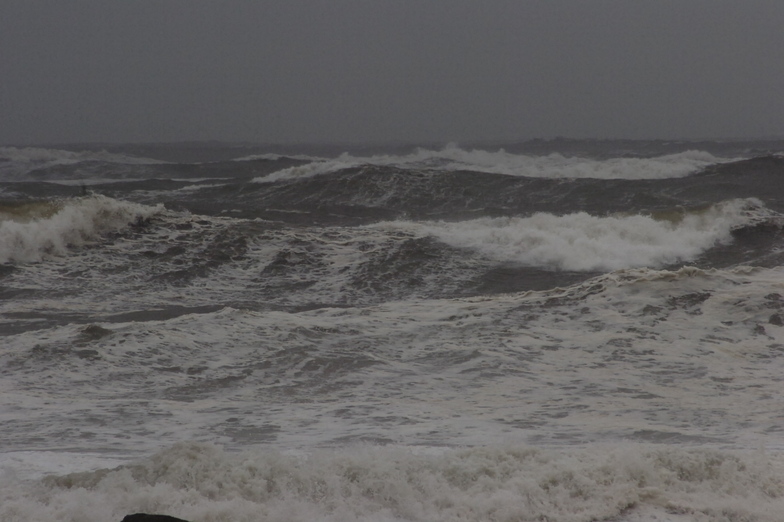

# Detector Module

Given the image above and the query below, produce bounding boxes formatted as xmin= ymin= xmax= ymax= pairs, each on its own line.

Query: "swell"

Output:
xmin=0 ymin=145 xmax=309 ymax=182
xmin=5 ymin=151 xmax=783 ymax=227
xmin=176 ymin=155 xmax=784 ymax=225
xmin=22 ymin=156 xmax=310 ymax=182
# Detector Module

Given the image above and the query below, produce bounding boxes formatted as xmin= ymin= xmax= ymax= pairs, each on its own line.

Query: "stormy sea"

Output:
xmin=2 ymin=139 xmax=784 ymax=522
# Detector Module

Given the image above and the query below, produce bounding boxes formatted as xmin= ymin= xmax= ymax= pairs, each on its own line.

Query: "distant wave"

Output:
xmin=252 ymin=145 xmax=732 ymax=183
xmin=0 ymin=146 xmax=166 ymax=165
xmin=376 ymin=198 xmax=779 ymax=272
xmin=0 ymin=147 xmax=166 ymax=180
xmin=231 ymin=152 xmax=317 ymax=162
xmin=0 ymin=195 xmax=164 ymax=263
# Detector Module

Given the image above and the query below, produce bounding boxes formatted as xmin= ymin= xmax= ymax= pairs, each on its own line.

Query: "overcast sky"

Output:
xmin=2 ymin=1 xmax=782 ymax=145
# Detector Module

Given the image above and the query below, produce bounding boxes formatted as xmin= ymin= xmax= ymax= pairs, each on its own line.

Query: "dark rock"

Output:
xmin=122 ymin=515 xmax=191 ymax=522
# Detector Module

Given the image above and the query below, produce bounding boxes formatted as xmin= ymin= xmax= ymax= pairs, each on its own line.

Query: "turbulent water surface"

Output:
xmin=2 ymin=140 xmax=784 ymax=522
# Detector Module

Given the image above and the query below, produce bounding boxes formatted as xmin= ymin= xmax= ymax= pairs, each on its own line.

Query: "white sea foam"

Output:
xmin=252 ymin=145 xmax=730 ymax=183
xmin=4 ymin=264 xmax=784 ymax=455
xmin=0 ymin=195 xmax=164 ymax=263
xmin=4 ymin=263 xmax=784 ymax=519
xmin=377 ymin=198 xmax=774 ymax=271
xmin=2 ymin=442 xmax=784 ymax=522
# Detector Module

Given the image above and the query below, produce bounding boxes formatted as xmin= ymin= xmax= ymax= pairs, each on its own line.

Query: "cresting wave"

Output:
xmin=0 ymin=195 xmax=164 ymax=263
xmin=376 ymin=198 xmax=781 ymax=271
xmin=3 ymin=442 xmax=784 ymax=522
xmin=252 ymin=146 xmax=729 ymax=183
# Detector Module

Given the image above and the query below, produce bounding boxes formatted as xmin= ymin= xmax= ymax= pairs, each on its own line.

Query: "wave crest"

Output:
xmin=0 ymin=195 xmax=164 ymax=263
xmin=377 ymin=198 xmax=779 ymax=272
xmin=252 ymin=146 xmax=730 ymax=183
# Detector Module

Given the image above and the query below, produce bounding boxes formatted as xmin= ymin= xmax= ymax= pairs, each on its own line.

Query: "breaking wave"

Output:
xmin=377 ymin=198 xmax=779 ymax=271
xmin=0 ymin=195 xmax=164 ymax=263
xmin=5 ymin=442 xmax=784 ymax=522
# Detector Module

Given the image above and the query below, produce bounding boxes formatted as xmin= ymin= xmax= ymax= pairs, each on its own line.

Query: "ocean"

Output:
xmin=2 ymin=139 xmax=784 ymax=522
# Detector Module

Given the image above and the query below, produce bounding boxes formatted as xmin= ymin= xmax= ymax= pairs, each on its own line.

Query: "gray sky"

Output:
xmin=2 ymin=1 xmax=783 ymax=145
